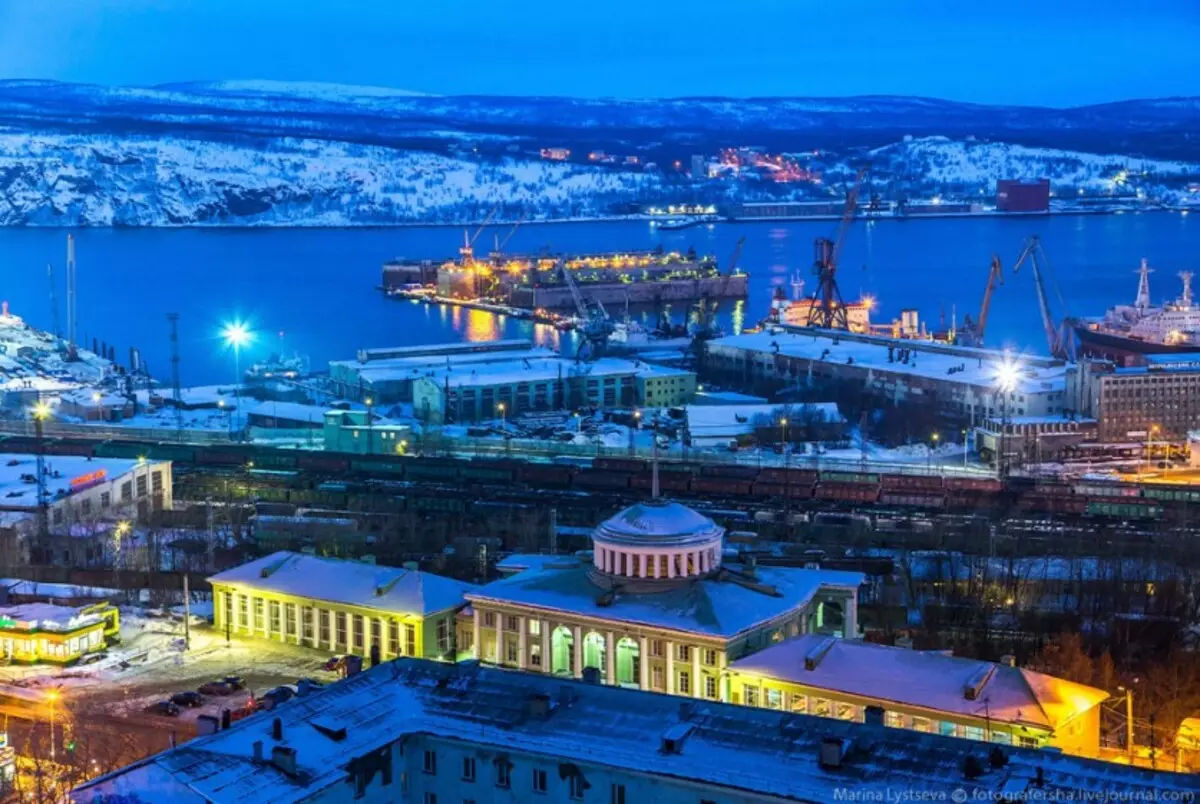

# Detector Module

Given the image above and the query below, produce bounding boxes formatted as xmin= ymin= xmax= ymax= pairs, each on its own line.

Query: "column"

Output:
xmin=652 ymin=553 xmax=660 ymax=579
xmin=495 ymin=614 xmax=504 ymax=665
xmin=473 ymin=608 xmax=482 ymax=661
xmin=845 ymin=595 xmax=858 ymax=640
xmin=667 ymin=553 xmax=676 ymax=579
xmin=572 ymin=625 xmax=583 ymax=679
xmin=718 ymin=651 xmax=729 ymax=703
xmin=692 ymin=645 xmax=702 ymax=699
xmin=518 ymin=616 xmax=528 ymax=670
xmin=638 ymin=636 xmax=649 ymax=689
xmin=665 ymin=640 xmax=675 ymax=694
xmin=605 ymin=632 xmax=616 ymax=684
xmin=540 ymin=619 xmax=550 ymax=674
xmin=638 ymin=553 xmax=647 ymax=579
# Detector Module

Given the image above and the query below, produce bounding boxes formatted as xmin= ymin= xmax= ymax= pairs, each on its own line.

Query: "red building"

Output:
xmin=996 ymin=179 xmax=1050 ymax=212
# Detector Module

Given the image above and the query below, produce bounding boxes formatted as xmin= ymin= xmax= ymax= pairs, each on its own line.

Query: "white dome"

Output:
xmin=592 ymin=500 xmax=724 ymax=581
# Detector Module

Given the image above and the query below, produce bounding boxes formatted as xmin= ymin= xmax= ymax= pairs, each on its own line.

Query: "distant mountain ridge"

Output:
xmin=0 ymin=80 xmax=1196 ymax=226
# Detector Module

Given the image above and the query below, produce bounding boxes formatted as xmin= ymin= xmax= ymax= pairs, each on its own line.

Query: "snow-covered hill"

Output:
xmin=0 ymin=132 xmax=661 ymax=226
xmin=0 ymin=80 xmax=1197 ymax=226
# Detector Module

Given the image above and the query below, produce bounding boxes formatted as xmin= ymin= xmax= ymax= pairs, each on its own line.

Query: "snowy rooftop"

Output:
xmin=468 ymin=562 xmax=863 ymax=638
xmin=496 ymin=553 xmax=584 ymax=574
xmin=594 ymin=500 xmax=723 ymax=547
xmin=730 ymin=637 xmax=1109 ymax=732
xmin=0 ymin=578 xmax=118 ymax=600
xmin=0 ymin=454 xmax=147 ymax=508
xmin=331 ymin=347 xmax=555 ymax=382
xmin=245 ymin=400 xmax=338 ymax=424
xmin=0 ymin=601 xmax=104 ymax=630
xmin=74 ymin=659 xmax=1196 ymax=804
xmin=686 ymin=402 xmax=842 ymax=440
xmin=208 ymin=551 xmax=477 ymax=616
xmin=710 ymin=331 xmax=1067 ymax=394
xmin=418 ymin=356 xmax=690 ymax=390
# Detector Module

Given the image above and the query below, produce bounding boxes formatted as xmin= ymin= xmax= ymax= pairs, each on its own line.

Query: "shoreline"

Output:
xmin=0 ymin=207 xmax=1191 ymax=231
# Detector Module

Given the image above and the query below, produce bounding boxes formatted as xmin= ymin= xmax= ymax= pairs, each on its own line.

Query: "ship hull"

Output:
xmin=1074 ymin=323 xmax=1199 ymax=363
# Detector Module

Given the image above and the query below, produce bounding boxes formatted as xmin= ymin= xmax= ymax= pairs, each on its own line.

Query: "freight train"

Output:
xmin=0 ymin=435 xmax=1184 ymax=522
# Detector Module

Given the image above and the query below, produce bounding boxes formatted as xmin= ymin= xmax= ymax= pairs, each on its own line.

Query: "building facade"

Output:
xmin=0 ymin=602 xmax=119 ymax=664
xmin=726 ymin=635 xmax=1109 ymax=758
xmin=209 ymin=552 xmax=476 ymax=663
xmin=1068 ymin=355 xmax=1200 ymax=442
xmin=464 ymin=499 xmax=864 ymax=702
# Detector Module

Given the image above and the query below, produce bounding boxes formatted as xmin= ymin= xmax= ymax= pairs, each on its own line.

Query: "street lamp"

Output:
xmin=364 ymin=397 xmax=374 ymax=455
xmin=91 ymin=391 xmax=102 ymax=422
xmin=993 ymin=357 xmax=1021 ymax=477
xmin=631 ymin=410 xmax=641 ymax=454
xmin=497 ymin=402 xmax=506 ymax=430
xmin=46 ymin=689 xmax=59 ymax=764
xmin=929 ymin=431 xmax=940 ymax=472
xmin=221 ymin=322 xmax=253 ymax=439
xmin=779 ymin=417 xmax=789 ymax=451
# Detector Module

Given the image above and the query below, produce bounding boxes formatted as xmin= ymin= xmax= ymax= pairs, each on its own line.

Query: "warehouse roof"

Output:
xmin=729 ymin=636 xmax=1109 ymax=732
xmin=74 ymin=659 xmax=1197 ymax=804
xmin=0 ymin=454 xmax=149 ymax=509
xmin=208 ymin=551 xmax=476 ymax=616
xmin=468 ymin=562 xmax=863 ymax=638
xmin=416 ymin=356 xmax=691 ymax=390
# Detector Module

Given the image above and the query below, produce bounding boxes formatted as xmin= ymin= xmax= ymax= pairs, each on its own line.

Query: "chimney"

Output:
xmin=272 ymin=717 xmax=283 ymax=741
xmin=863 ymin=705 xmax=884 ymax=727
xmin=271 ymin=746 xmax=299 ymax=777
xmin=818 ymin=737 xmax=850 ymax=769
xmin=253 ymin=740 xmax=264 ymax=763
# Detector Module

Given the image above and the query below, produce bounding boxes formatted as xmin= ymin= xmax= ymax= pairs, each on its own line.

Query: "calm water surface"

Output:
xmin=0 ymin=212 xmax=1195 ymax=385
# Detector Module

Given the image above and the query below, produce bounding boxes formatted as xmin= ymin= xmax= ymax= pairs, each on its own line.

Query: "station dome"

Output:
xmin=591 ymin=499 xmax=724 ymax=581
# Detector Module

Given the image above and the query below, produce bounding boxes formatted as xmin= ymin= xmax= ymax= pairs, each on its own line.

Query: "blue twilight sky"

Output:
xmin=0 ymin=0 xmax=1197 ymax=105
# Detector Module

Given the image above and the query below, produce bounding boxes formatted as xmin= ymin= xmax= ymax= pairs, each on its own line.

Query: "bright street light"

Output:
xmin=993 ymin=358 xmax=1021 ymax=394
xmin=221 ymin=322 xmax=252 ymax=349
xmin=31 ymin=402 xmax=51 ymax=421
xmin=115 ymin=520 xmax=131 ymax=537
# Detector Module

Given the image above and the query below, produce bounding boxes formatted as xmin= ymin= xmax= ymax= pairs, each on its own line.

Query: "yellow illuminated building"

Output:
xmin=0 ymin=602 xmax=119 ymax=664
xmin=727 ymin=636 xmax=1109 ymax=757
xmin=209 ymin=552 xmax=477 ymax=662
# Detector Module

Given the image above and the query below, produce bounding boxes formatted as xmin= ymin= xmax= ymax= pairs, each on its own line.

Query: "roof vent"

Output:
xmin=375 ymin=572 xmax=405 ymax=597
xmin=660 ymin=723 xmax=694 ymax=754
xmin=805 ymin=637 xmax=836 ymax=671
xmin=259 ymin=555 xmax=291 ymax=579
xmin=819 ymin=737 xmax=850 ymax=769
xmin=271 ymin=745 xmax=299 ymax=778
xmin=527 ymin=693 xmax=553 ymax=719
xmin=252 ymin=740 xmax=264 ymax=763
xmin=964 ymin=665 xmax=996 ymax=701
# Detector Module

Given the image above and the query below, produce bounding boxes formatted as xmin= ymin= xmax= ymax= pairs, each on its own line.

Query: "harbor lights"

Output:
xmin=221 ymin=322 xmax=253 ymax=439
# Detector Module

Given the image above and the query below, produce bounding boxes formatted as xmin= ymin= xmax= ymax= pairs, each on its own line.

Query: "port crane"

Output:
xmin=807 ymin=165 xmax=868 ymax=329
xmin=728 ymin=236 xmax=746 ymax=275
xmin=958 ymin=254 xmax=1004 ymax=347
xmin=561 ymin=264 xmax=614 ymax=361
xmin=1013 ymin=235 xmax=1074 ymax=360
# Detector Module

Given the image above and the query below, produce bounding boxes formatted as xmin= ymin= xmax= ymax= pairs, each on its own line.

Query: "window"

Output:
xmin=990 ymin=731 xmax=1012 ymax=745
xmin=506 ymin=639 xmax=519 ymax=664
xmin=910 ymin=715 xmax=931 ymax=732
xmin=495 ymin=761 xmax=511 ymax=789
xmin=836 ymin=702 xmax=859 ymax=722
xmin=437 ymin=618 xmax=450 ymax=653
xmin=462 ymin=756 xmax=476 ymax=782
xmin=814 ymin=698 xmax=832 ymax=717
xmin=285 ymin=604 xmax=297 ymax=638
xmin=964 ymin=726 xmax=986 ymax=742
xmin=406 ymin=623 xmax=417 ymax=656
xmin=677 ymin=644 xmax=690 ymax=662
xmin=336 ymin=612 xmax=348 ymax=648
xmin=651 ymin=666 xmax=664 ymax=690
xmin=569 ymin=775 xmax=585 ymax=800
xmin=237 ymin=595 xmax=248 ymax=628
xmin=532 ymin=768 xmax=547 ymax=793
xmin=791 ymin=693 xmax=808 ymax=714
xmin=253 ymin=599 xmax=264 ymax=632
xmin=80 ymin=498 xmax=91 ymax=516
xmin=53 ymin=508 xmax=63 ymax=525
xmin=1018 ymin=736 xmax=1038 ymax=748
xmin=938 ymin=721 xmax=959 ymax=738
xmin=423 ymin=750 xmax=437 ymax=775
xmin=301 ymin=607 xmax=314 ymax=641
xmin=611 ymin=783 xmax=626 ymax=804
xmin=268 ymin=601 xmax=280 ymax=634
xmin=531 ymin=644 xmax=542 ymax=667
xmin=528 ymin=619 xmax=541 ymax=636
xmin=389 ymin=620 xmax=400 ymax=655
xmin=705 ymin=675 xmax=717 ymax=699
xmin=505 ymin=615 xmax=519 ymax=631
xmin=319 ymin=609 xmax=330 ymax=645
xmin=766 ymin=689 xmax=783 ymax=710
xmin=100 ymin=491 xmax=111 ymax=508
xmin=678 ymin=671 xmax=690 ymax=695
xmin=353 ymin=615 xmax=364 ymax=651
xmin=151 ymin=470 xmax=163 ymax=492
xmin=649 ymin=640 xmax=663 ymax=657
xmin=136 ymin=474 xmax=148 ymax=497
xmin=744 ymin=686 xmax=758 ymax=707
xmin=703 ymin=649 xmax=717 ymax=666
xmin=483 ymin=612 xmax=496 ymax=628
xmin=121 ymin=481 xmax=132 ymax=502
xmin=371 ymin=618 xmax=381 ymax=650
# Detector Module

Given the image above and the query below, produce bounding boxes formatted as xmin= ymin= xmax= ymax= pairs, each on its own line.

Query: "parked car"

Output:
xmin=145 ymin=700 xmax=181 ymax=717
xmin=170 ymin=691 xmax=204 ymax=708
xmin=223 ymin=676 xmax=246 ymax=691
xmin=296 ymin=677 xmax=325 ymax=691
xmin=198 ymin=681 xmax=235 ymax=696
xmin=260 ymin=686 xmax=295 ymax=708
xmin=321 ymin=656 xmax=345 ymax=672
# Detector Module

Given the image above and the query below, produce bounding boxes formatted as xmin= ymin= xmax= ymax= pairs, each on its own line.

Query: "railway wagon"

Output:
xmin=690 ymin=476 xmax=753 ymax=496
xmin=405 ymin=460 xmax=463 ymax=482
xmin=698 ymin=464 xmax=760 ymax=480
xmin=757 ymin=467 xmax=819 ymax=485
xmin=813 ymin=482 xmax=881 ymax=504
xmin=516 ymin=464 xmax=576 ymax=487
xmin=350 ymin=459 xmax=407 ymax=476
xmin=630 ymin=471 xmax=690 ymax=493
xmin=1085 ymin=499 xmax=1162 ymax=519
xmin=1016 ymin=493 xmax=1086 ymax=516
xmin=42 ymin=439 xmax=100 ymax=457
xmin=880 ymin=474 xmax=944 ymax=493
xmin=572 ymin=470 xmax=634 ymax=490
xmin=944 ymin=477 xmax=1003 ymax=493
xmin=820 ymin=471 xmax=881 ymax=485
xmin=296 ymin=453 xmax=351 ymax=473
xmin=880 ymin=492 xmax=946 ymax=509
xmin=750 ymin=481 xmax=815 ymax=499
xmin=593 ymin=457 xmax=648 ymax=473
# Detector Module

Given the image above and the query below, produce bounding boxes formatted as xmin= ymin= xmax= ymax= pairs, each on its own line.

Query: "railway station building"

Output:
xmin=462 ymin=498 xmax=864 ymax=699
xmin=208 ymin=551 xmax=477 ymax=662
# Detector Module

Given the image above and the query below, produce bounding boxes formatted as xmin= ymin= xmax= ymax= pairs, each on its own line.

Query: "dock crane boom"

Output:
xmin=561 ymin=263 xmax=614 ymax=361
xmin=976 ymin=253 xmax=1004 ymax=343
xmin=727 ymin=236 xmax=746 ymax=274
xmin=1013 ymin=235 xmax=1072 ymax=359
xmin=807 ymin=165 xmax=868 ymax=330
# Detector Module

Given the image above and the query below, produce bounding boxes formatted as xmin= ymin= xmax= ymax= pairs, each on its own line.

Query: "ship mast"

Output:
xmin=1180 ymin=271 xmax=1194 ymax=308
xmin=1135 ymin=258 xmax=1153 ymax=312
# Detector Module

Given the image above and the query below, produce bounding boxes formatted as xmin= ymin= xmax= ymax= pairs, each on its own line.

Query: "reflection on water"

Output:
xmin=731 ymin=299 xmax=745 ymax=335
xmin=465 ymin=308 xmax=500 ymax=342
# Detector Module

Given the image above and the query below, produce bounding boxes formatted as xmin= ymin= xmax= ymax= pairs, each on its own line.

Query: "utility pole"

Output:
xmin=183 ymin=573 xmax=191 ymax=651
xmin=168 ymin=314 xmax=184 ymax=434
xmin=1125 ymin=687 xmax=1134 ymax=762
xmin=66 ymin=234 xmax=77 ymax=360
xmin=33 ymin=405 xmax=49 ymax=548
xmin=46 ymin=263 xmax=61 ymax=341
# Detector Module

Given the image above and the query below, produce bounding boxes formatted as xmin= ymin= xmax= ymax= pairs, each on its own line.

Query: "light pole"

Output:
xmin=929 ymin=431 xmax=940 ymax=473
xmin=365 ymin=396 xmax=374 ymax=455
xmin=221 ymin=322 xmax=253 ymax=440
xmin=993 ymin=358 xmax=1020 ymax=478
xmin=779 ymin=417 xmax=789 ymax=466
xmin=962 ymin=428 xmax=969 ymax=469
xmin=91 ymin=391 xmax=102 ymax=422
xmin=47 ymin=689 xmax=59 ymax=765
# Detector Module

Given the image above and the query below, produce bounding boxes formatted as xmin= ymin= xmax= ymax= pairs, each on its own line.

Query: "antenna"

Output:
xmin=66 ymin=234 xmax=77 ymax=359
xmin=168 ymin=313 xmax=183 ymax=432
xmin=651 ymin=424 xmax=660 ymax=499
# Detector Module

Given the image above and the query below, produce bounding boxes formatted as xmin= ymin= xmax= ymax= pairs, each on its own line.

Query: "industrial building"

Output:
xmin=412 ymin=356 xmax=696 ymax=424
xmin=996 ymin=179 xmax=1051 ymax=213
xmin=329 ymin=340 xmax=550 ymax=403
xmin=727 ymin=636 xmax=1109 ymax=757
xmin=322 ymin=409 xmax=414 ymax=455
xmin=463 ymin=498 xmax=864 ymax=699
xmin=75 ymin=658 xmax=1196 ymax=803
xmin=1067 ymin=354 xmax=1200 ymax=442
xmin=705 ymin=329 xmax=1070 ymax=430
xmin=208 ymin=551 xmax=477 ymax=662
